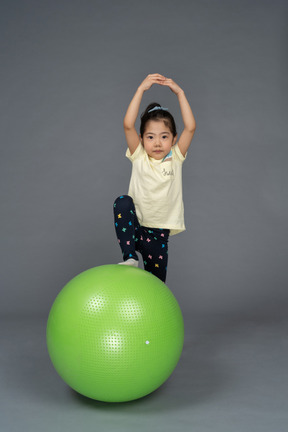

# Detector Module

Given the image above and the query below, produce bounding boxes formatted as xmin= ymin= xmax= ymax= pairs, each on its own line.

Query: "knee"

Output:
xmin=113 ymin=195 xmax=134 ymax=212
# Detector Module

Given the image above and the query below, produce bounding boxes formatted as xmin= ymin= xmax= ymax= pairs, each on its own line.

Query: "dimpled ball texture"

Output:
xmin=46 ymin=265 xmax=184 ymax=403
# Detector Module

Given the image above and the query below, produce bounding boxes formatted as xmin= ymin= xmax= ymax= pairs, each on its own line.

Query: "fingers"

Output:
xmin=147 ymin=73 xmax=166 ymax=81
xmin=158 ymin=79 xmax=173 ymax=86
xmin=147 ymin=76 xmax=166 ymax=86
xmin=146 ymin=73 xmax=174 ymax=81
xmin=141 ymin=74 xmax=176 ymax=91
xmin=148 ymin=73 xmax=166 ymax=77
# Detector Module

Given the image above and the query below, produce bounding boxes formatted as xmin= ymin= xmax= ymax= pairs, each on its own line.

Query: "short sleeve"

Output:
xmin=173 ymin=143 xmax=187 ymax=162
xmin=125 ymin=142 xmax=145 ymax=162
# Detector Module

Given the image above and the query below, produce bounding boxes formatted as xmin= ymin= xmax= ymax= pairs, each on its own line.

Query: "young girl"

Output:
xmin=113 ymin=73 xmax=196 ymax=283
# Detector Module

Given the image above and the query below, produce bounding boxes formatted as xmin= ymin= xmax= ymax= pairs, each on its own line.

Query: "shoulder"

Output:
xmin=172 ymin=143 xmax=187 ymax=162
xmin=126 ymin=142 xmax=146 ymax=162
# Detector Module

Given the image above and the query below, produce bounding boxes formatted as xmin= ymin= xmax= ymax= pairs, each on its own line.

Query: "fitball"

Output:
xmin=46 ymin=265 xmax=184 ymax=402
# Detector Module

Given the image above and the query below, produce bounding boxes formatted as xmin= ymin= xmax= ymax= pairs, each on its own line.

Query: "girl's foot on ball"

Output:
xmin=118 ymin=258 xmax=139 ymax=267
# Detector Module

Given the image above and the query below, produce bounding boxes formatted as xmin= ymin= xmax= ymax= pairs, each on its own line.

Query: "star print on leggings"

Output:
xmin=113 ymin=195 xmax=169 ymax=283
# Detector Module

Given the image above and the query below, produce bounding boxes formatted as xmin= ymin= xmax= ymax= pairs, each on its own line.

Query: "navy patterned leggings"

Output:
xmin=113 ymin=195 xmax=170 ymax=282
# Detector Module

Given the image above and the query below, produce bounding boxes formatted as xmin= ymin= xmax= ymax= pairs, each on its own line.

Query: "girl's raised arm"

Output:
xmin=123 ymin=74 xmax=166 ymax=155
xmin=161 ymin=78 xmax=196 ymax=157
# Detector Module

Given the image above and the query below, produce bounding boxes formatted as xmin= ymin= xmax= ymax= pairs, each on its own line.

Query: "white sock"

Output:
xmin=118 ymin=258 xmax=139 ymax=267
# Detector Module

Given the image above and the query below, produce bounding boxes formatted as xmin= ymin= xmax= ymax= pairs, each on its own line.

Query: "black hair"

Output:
xmin=140 ymin=103 xmax=177 ymax=138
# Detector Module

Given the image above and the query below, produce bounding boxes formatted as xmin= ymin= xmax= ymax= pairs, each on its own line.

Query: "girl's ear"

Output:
xmin=139 ymin=134 xmax=143 ymax=144
xmin=173 ymin=134 xmax=178 ymax=145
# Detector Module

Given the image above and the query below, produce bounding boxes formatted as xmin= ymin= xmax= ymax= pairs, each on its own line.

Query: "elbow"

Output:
xmin=123 ymin=120 xmax=134 ymax=131
xmin=186 ymin=124 xmax=196 ymax=134
xmin=190 ymin=122 xmax=197 ymax=133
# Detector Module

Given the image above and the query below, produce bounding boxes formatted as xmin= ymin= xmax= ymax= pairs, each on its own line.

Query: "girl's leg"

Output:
xmin=138 ymin=227 xmax=170 ymax=283
xmin=113 ymin=195 xmax=140 ymax=262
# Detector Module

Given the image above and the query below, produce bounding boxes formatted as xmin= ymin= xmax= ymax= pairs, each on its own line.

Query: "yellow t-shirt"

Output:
xmin=126 ymin=142 xmax=187 ymax=236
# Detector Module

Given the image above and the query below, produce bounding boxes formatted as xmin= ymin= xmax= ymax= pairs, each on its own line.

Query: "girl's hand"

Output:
xmin=161 ymin=77 xmax=184 ymax=95
xmin=138 ymin=74 xmax=166 ymax=92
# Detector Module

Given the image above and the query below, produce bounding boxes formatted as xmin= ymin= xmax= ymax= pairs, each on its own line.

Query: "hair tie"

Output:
xmin=148 ymin=106 xmax=169 ymax=113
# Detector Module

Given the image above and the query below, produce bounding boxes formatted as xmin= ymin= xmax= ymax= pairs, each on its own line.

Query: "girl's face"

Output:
xmin=140 ymin=120 xmax=177 ymax=160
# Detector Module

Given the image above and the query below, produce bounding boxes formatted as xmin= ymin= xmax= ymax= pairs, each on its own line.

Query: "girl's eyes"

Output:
xmin=147 ymin=135 xmax=168 ymax=140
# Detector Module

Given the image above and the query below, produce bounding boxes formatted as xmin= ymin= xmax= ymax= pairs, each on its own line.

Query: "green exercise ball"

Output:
xmin=46 ymin=265 xmax=184 ymax=403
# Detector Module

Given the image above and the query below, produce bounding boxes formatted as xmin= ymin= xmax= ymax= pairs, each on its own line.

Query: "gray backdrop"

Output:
xmin=1 ymin=0 xmax=287 ymax=318
xmin=1 ymin=1 xmax=288 ymax=431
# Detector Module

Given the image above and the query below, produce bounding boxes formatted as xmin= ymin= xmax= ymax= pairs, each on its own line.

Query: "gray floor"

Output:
xmin=1 ymin=314 xmax=288 ymax=432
